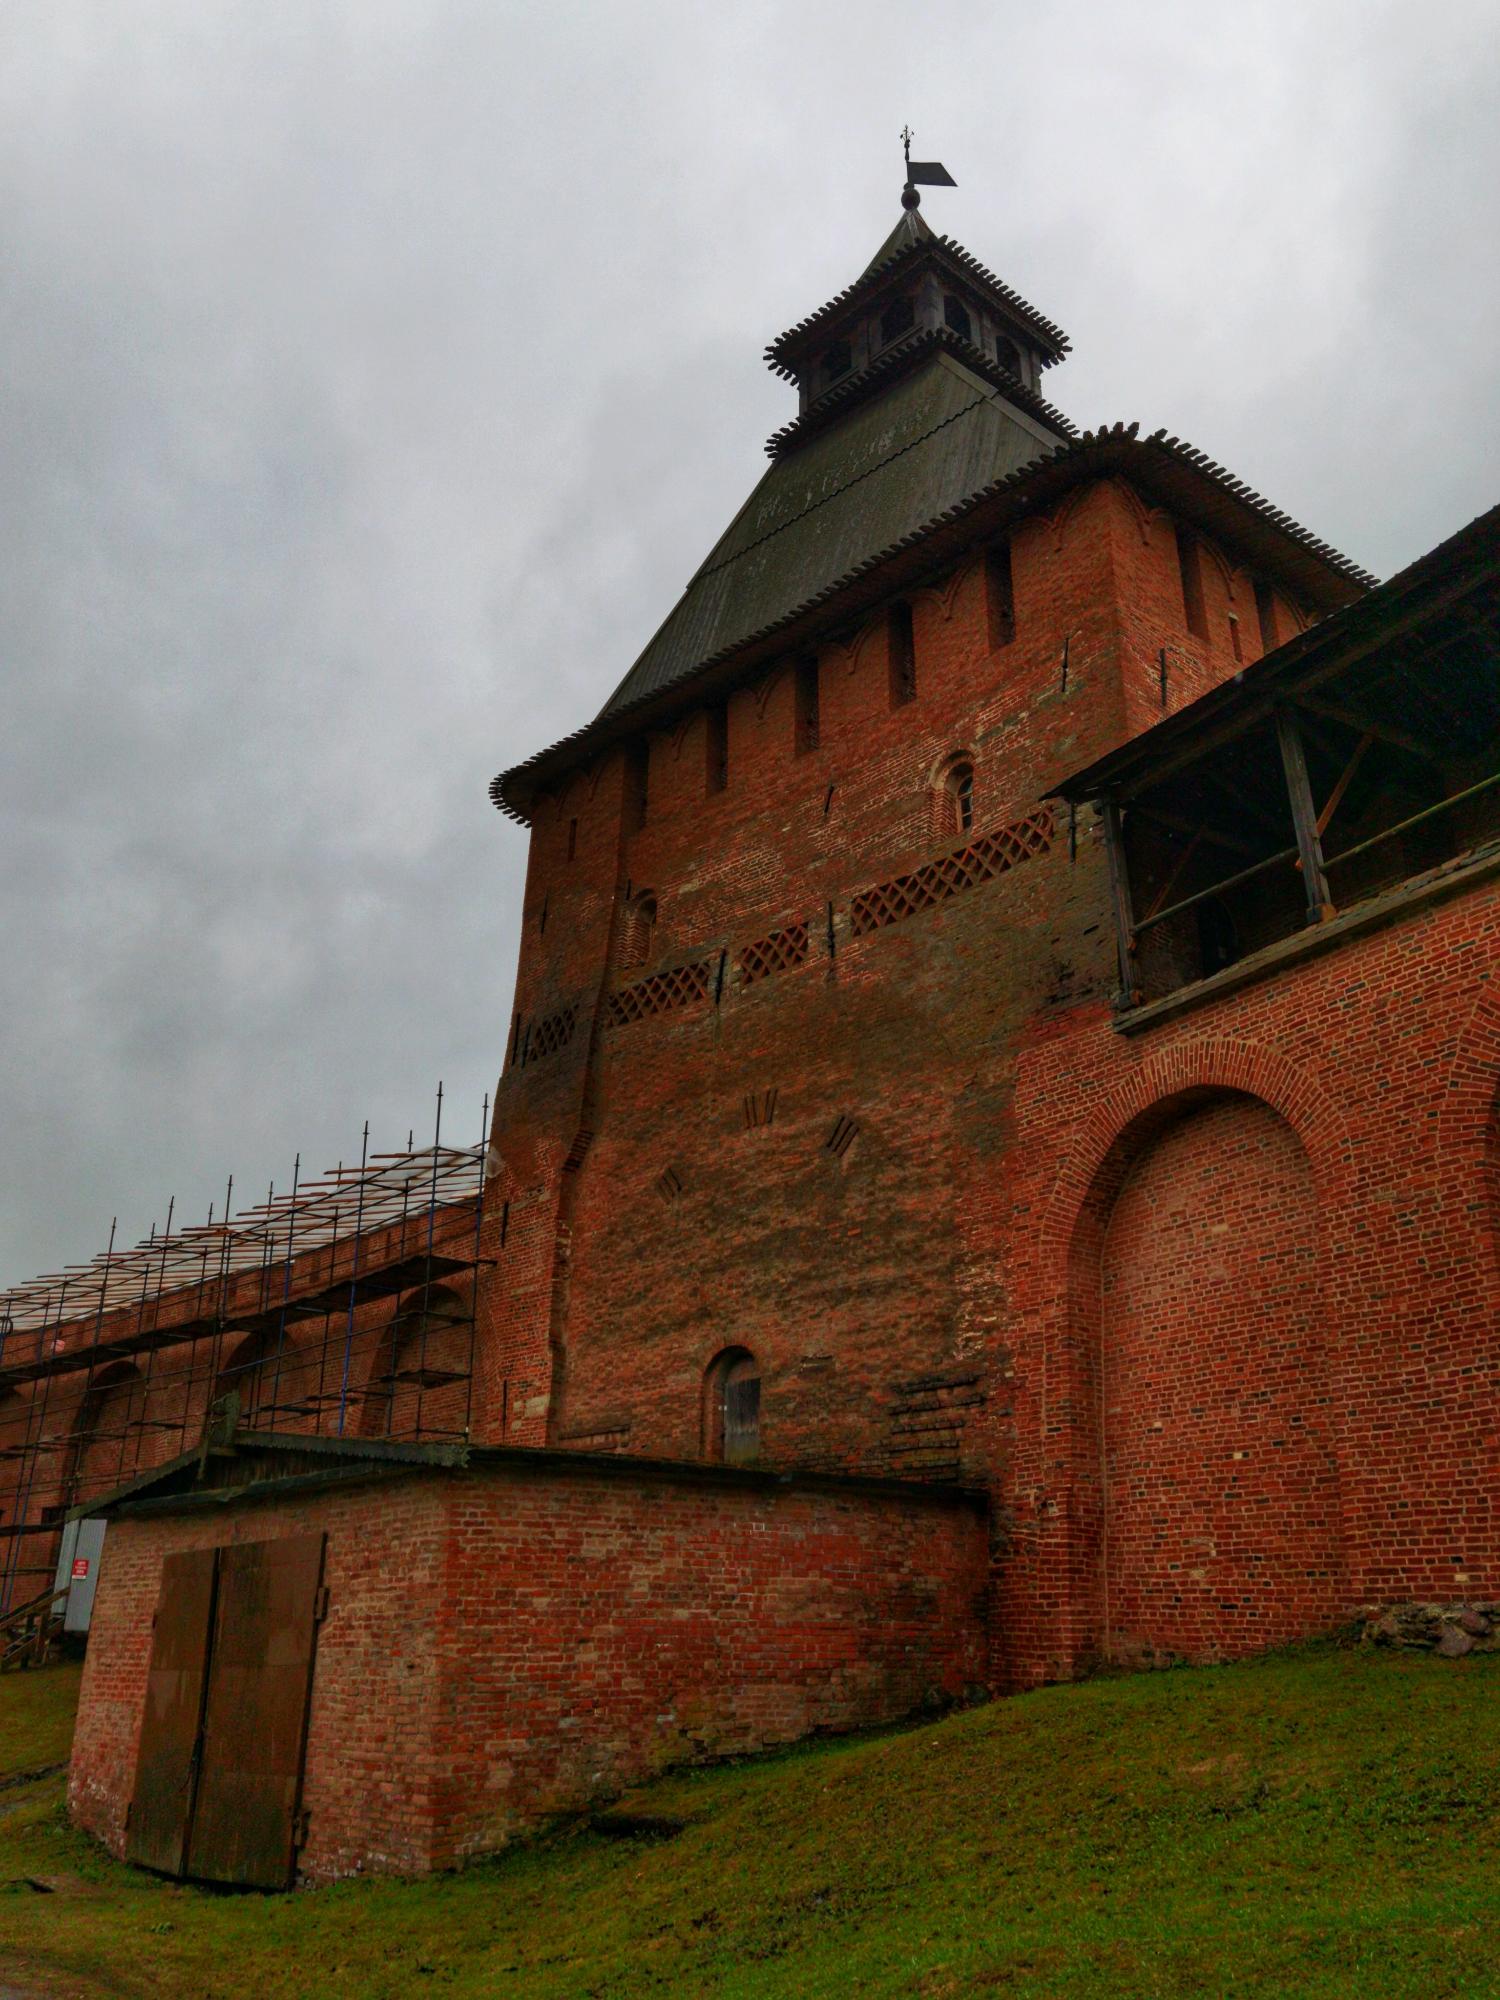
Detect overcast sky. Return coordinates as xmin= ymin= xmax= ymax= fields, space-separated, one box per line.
xmin=2 ymin=0 xmax=1496 ymax=1287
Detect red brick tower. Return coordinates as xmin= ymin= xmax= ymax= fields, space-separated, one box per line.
xmin=480 ymin=174 xmax=1372 ymax=1684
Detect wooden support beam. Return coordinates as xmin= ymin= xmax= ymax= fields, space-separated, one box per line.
xmin=1316 ymin=731 xmax=1374 ymax=839
xmin=1132 ymin=803 xmax=1259 ymax=859
xmin=1142 ymin=831 xmax=1202 ymax=922
xmin=1083 ymin=566 xmax=1500 ymax=801
xmin=1101 ymin=801 xmax=1141 ymax=1008
xmin=1275 ymin=708 xmax=1335 ymax=923
xmin=1292 ymin=693 xmax=1449 ymax=770
xmin=1192 ymin=768 xmax=1288 ymax=842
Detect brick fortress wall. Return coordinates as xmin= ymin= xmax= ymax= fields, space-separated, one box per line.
xmin=998 ymin=876 xmax=1500 ymax=1682
xmin=482 ymin=466 xmax=1500 ymax=1685
xmin=27 ymin=463 xmax=1499 ymax=1717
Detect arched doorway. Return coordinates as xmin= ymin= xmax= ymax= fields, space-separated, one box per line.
xmin=703 ymin=1348 xmax=761 ymax=1465
xmin=1094 ymin=1091 xmax=1345 ymax=1662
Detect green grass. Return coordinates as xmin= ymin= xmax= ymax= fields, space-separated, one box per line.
xmin=2 ymin=1644 xmax=1499 ymax=1998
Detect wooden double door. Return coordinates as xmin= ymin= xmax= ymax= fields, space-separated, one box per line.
xmin=127 ymin=1533 xmax=325 ymax=1890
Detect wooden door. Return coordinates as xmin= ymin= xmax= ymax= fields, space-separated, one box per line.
xmin=188 ymin=1533 xmax=325 ymax=1890
xmin=125 ymin=1532 xmax=325 ymax=1891
xmin=723 ymin=1372 xmax=761 ymax=1464
xmin=126 ymin=1547 xmax=217 ymax=1876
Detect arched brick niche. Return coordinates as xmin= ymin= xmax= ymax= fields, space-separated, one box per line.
xmin=1030 ymin=1043 xmax=1352 ymax=1676
xmin=360 ymin=1284 xmax=472 ymax=1442
xmin=1437 ymin=985 xmax=1500 ymax=1306
xmin=1088 ymin=1090 xmax=1346 ymax=1664
xmin=214 ymin=1327 xmax=316 ymax=1430
xmin=70 ymin=1362 xmax=148 ymax=1503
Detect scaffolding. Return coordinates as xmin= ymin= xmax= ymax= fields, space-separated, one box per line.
xmin=0 ymin=1086 xmax=491 ymax=1613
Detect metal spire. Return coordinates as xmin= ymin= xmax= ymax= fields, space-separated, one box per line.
xmin=901 ymin=126 xmax=956 ymax=211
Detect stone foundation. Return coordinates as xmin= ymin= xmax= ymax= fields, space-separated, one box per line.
xmin=1359 ymin=1603 xmax=1500 ymax=1658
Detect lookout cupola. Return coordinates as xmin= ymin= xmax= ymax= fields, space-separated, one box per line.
xmin=764 ymin=141 xmax=1072 ymax=455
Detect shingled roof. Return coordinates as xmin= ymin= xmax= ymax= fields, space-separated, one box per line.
xmin=598 ymin=351 xmax=1059 ymax=724
xmin=491 ymin=204 xmax=1376 ymax=825
xmin=490 ymin=390 xmax=1376 ymax=824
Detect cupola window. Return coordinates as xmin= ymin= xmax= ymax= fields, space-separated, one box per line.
xmin=994 ymin=333 xmax=1021 ymax=375
xmin=880 ymin=295 xmax=915 ymax=345
xmin=822 ymin=340 xmax=853 ymax=386
xmin=943 ymin=294 xmax=972 ymax=342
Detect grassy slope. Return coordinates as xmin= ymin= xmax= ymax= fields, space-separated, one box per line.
xmin=1 ymin=1647 xmax=1498 ymax=1999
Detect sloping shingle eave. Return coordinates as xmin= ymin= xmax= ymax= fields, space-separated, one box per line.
xmin=490 ymin=424 xmax=1377 ymax=824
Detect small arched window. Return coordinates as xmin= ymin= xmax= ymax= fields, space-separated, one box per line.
xmin=621 ymin=892 xmax=657 ymax=971
xmin=934 ymin=759 xmax=975 ymax=840
xmin=822 ymin=340 xmax=852 ymax=386
xmin=994 ymin=334 xmax=1021 ymax=376
xmin=704 ymin=1347 xmax=760 ymax=1465
xmin=943 ymin=294 xmax=972 ymax=342
xmin=880 ymin=295 xmax=915 ymax=345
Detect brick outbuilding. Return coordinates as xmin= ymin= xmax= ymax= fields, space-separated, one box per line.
xmin=69 ymin=1433 xmax=987 ymax=1884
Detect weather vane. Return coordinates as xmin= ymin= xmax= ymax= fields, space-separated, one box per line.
xmin=900 ymin=126 xmax=956 ymax=210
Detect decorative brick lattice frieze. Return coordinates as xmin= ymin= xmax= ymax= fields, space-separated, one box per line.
xmin=850 ymin=808 xmax=1053 ymax=938
xmin=522 ymin=1005 xmax=576 ymax=1065
xmin=739 ymin=923 xmax=809 ymax=986
xmin=607 ymin=960 xmax=714 ymax=1029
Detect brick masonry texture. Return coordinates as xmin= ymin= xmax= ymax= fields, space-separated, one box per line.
xmin=15 ymin=454 xmax=1496 ymax=1879
xmin=478 ymin=471 xmax=1497 ymax=1686
xmin=69 ymin=1459 xmax=988 ymax=1879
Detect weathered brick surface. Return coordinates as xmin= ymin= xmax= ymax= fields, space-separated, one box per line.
xmin=479 ymin=468 xmax=1497 ymax=1692
xmin=26 ymin=451 xmax=1500 ymax=1881
xmin=998 ymin=883 xmax=1500 ymax=1682
xmin=69 ymin=1460 xmax=988 ymax=1879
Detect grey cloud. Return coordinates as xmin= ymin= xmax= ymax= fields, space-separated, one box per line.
xmin=2 ymin=0 xmax=1496 ymax=1279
